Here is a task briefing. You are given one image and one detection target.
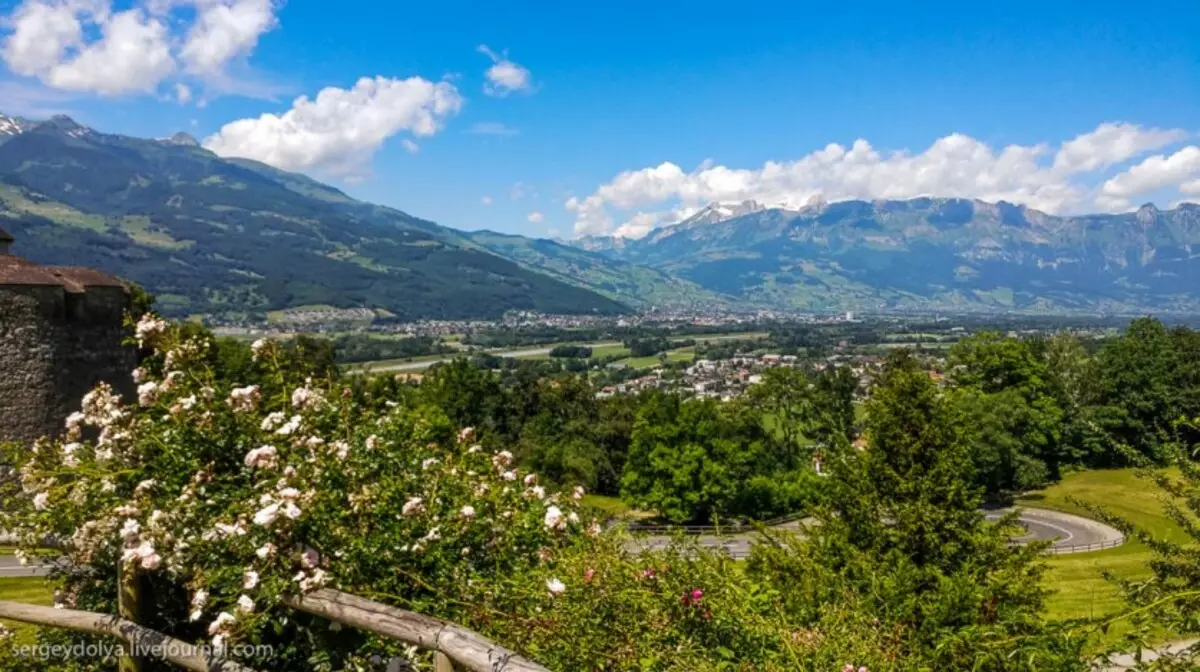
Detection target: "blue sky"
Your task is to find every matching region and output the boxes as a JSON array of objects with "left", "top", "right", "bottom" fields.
[{"left": 1, "top": 0, "right": 1198, "bottom": 238}]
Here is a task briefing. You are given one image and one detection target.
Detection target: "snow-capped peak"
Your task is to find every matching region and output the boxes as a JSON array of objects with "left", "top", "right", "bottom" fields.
[
  {"left": 680, "top": 200, "right": 767, "bottom": 226},
  {"left": 44, "top": 115, "right": 91, "bottom": 138},
  {"left": 0, "top": 114, "right": 34, "bottom": 137}
]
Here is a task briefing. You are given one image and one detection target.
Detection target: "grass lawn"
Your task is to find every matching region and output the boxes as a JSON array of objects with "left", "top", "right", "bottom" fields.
[
  {"left": 0, "top": 577, "right": 55, "bottom": 643},
  {"left": 622, "top": 355, "right": 665, "bottom": 369},
  {"left": 619, "top": 347, "right": 697, "bottom": 370},
  {"left": 1019, "top": 468, "right": 1187, "bottom": 647},
  {"left": 666, "top": 347, "right": 695, "bottom": 363},
  {"left": 581, "top": 495, "right": 655, "bottom": 521},
  {"left": 591, "top": 344, "right": 631, "bottom": 359}
]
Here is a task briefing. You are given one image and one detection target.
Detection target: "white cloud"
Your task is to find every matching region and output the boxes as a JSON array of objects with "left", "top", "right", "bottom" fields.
[
  {"left": 567, "top": 122, "right": 1193, "bottom": 237},
  {"left": 467, "top": 121, "right": 519, "bottom": 136},
  {"left": 1182, "top": 179, "right": 1200, "bottom": 196},
  {"left": 481, "top": 195, "right": 493, "bottom": 206},
  {"left": 509, "top": 182, "right": 526, "bottom": 201},
  {"left": 179, "top": 0, "right": 277, "bottom": 76},
  {"left": 611, "top": 207, "right": 700, "bottom": 239},
  {"left": 174, "top": 82, "right": 192, "bottom": 103},
  {"left": 0, "top": 0, "right": 279, "bottom": 97},
  {"left": 1096, "top": 146, "right": 1200, "bottom": 211},
  {"left": 1052, "top": 122, "right": 1188, "bottom": 174},
  {"left": 400, "top": 138, "right": 419, "bottom": 154},
  {"left": 527, "top": 210, "right": 544, "bottom": 224},
  {"left": 3, "top": 2, "right": 174, "bottom": 95},
  {"left": 202, "top": 75, "right": 463, "bottom": 176},
  {"left": 477, "top": 44, "right": 532, "bottom": 97}
]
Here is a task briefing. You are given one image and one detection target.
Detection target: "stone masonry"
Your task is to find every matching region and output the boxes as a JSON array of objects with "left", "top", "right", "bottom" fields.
[{"left": 0, "top": 225, "right": 135, "bottom": 444}]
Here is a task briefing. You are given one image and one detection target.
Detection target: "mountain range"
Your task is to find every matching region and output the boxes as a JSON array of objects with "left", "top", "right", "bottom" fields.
[
  {"left": 1, "top": 111, "right": 1198, "bottom": 318},
  {"left": 0, "top": 113, "right": 647, "bottom": 320},
  {"left": 572, "top": 197, "right": 1200, "bottom": 313}
]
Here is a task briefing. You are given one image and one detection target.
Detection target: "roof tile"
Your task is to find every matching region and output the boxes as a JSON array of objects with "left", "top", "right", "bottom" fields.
[{"left": 0, "top": 255, "right": 127, "bottom": 293}]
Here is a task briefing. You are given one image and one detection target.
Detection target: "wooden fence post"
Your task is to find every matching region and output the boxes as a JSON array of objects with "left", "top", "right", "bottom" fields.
[
  {"left": 434, "top": 651, "right": 457, "bottom": 672},
  {"left": 117, "top": 562, "right": 147, "bottom": 672}
]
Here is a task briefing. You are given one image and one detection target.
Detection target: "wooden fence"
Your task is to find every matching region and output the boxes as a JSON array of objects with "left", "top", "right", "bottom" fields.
[{"left": 0, "top": 587, "right": 549, "bottom": 672}]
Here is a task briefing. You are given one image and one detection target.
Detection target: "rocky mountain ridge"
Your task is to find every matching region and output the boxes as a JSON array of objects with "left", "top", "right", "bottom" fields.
[{"left": 570, "top": 197, "right": 1200, "bottom": 313}]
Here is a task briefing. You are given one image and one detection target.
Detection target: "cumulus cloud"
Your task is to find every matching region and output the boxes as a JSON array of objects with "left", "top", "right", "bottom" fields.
[
  {"left": 481, "top": 195, "right": 493, "bottom": 206},
  {"left": 477, "top": 44, "right": 532, "bottom": 97},
  {"left": 400, "top": 138, "right": 419, "bottom": 154},
  {"left": 0, "top": 0, "right": 279, "bottom": 97},
  {"left": 567, "top": 122, "right": 1192, "bottom": 237},
  {"left": 1096, "top": 146, "right": 1200, "bottom": 211},
  {"left": 527, "top": 210, "right": 544, "bottom": 224},
  {"left": 179, "top": 0, "right": 276, "bottom": 76},
  {"left": 202, "top": 75, "right": 463, "bottom": 176},
  {"left": 1052, "top": 122, "right": 1189, "bottom": 174}
]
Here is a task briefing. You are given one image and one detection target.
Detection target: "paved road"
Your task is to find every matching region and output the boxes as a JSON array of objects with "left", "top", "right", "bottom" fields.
[
  {"left": 1099, "top": 640, "right": 1199, "bottom": 670},
  {"left": 0, "top": 554, "right": 55, "bottom": 578},
  {"left": 988, "top": 507, "right": 1124, "bottom": 554},
  {"left": 630, "top": 507, "right": 1125, "bottom": 559}
]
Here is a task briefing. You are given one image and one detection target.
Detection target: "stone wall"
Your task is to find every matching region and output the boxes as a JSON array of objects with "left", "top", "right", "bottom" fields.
[{"left": 0, "top": 285, "right": 134, "bottom": 445}]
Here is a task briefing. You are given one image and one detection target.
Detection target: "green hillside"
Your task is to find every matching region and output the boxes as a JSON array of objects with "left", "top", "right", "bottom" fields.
[
  {"left": 464, "top": 229, "right": 731, "bottom": 309},
  {"left": 0, "top": 115, "right": 628, "bottom": 321}
]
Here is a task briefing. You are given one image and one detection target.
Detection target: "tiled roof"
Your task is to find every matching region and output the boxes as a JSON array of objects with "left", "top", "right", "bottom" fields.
[{"left": 0, "top": 255, "right": 127, "bottom": 293}]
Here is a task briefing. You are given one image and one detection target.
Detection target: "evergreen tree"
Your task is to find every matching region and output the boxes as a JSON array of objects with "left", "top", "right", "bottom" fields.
[{"left": 750, "top": 350, "right": 1085, "bottom": 669}]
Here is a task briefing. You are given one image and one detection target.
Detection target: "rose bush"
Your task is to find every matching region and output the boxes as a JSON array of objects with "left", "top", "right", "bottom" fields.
[{"left": 1, "top": 319, "right": 600, "bottom": 670}]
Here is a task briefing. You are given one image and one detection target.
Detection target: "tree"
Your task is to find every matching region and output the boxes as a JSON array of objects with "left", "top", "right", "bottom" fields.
[
  {"left": 747, "top": 368, "right": 816, "bottom": 456},
  {"left": 626, "top": 336, "right": 671, "bottom": 358},
  {"left": 548, "top": 345, "right": 593, "bottom": 359},
  {"left": 747, "top": 350, "right": 1085, "bottom": 670},
  {"left": 811, "top": 365, "right": 858, "bottom": 446},
  {"left": 620, "top": 395, "right": 811, "bottom": 523},
  {"left": 949, "top": 332, "right": 1065, "bottom": 493},
  {"left": 1094, "top": 318, "right": 1184, "bottom": 463},
  {"left": 420, "top": 358, "right": 509, "bottom": 438},
  {"left": 954, "top": 388, "right": 1052, "bottom": 497}
]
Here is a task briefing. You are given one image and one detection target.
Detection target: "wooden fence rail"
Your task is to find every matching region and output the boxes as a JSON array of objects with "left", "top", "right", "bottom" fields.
[
  {"left": 0, "top": 601, "right": 257, "bottom": 672},
  {"left": 284, "top": 589, "right": 549, "bottom": 672},
  {"left": 0, "top": 589, "right": 550, "bottom": 672}
]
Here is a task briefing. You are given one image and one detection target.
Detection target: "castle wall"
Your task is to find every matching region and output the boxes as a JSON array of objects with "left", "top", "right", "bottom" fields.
[{"left": 0, "top": 285, "right": 134, "bottom": 445}]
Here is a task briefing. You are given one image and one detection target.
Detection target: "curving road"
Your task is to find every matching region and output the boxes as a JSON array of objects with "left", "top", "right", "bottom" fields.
[
  {"left": 0, "top": 507, "right": 1124, "bottom": 578},
  {"left": 629, "top": 507, "right": 1125, "bottom": 559}
]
